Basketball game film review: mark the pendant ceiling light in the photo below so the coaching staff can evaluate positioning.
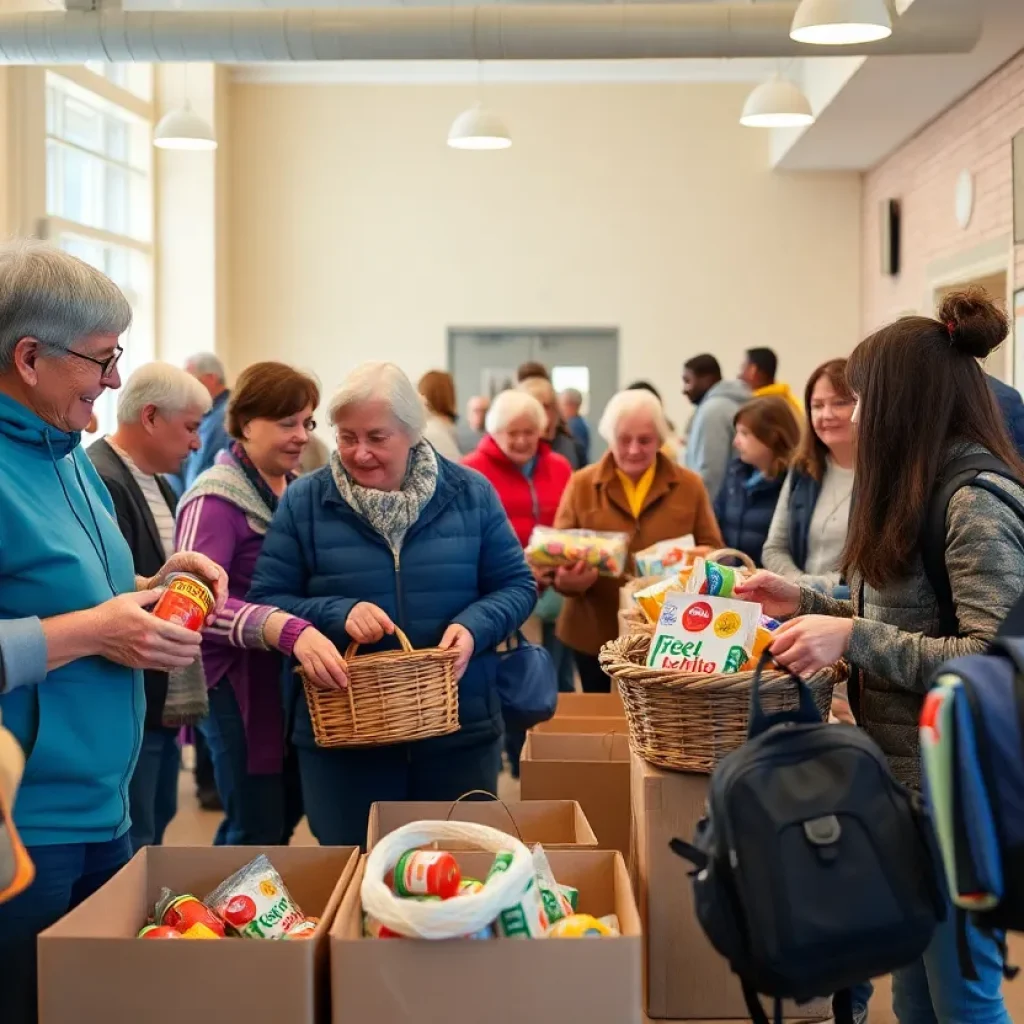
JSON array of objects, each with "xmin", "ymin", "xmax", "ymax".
[
  {"xmin": 447, "ymin": 103, "xmax": 511, "ymax": 151},
  {"xmin": 790, "ymin": 0, "xmax": 893, "ymax": 45},
  {"xmin": 740, "ymin": 75, "xmax": 815, "ymax": 128},
  {"xmin": 154, "ymin": 101, "xmax": 217, "ymax": 150}
]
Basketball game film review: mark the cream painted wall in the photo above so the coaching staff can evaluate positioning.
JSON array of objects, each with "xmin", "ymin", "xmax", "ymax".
[{"xmin": 226, "ymin": 81, "xmax": 863, "ymax": 430}]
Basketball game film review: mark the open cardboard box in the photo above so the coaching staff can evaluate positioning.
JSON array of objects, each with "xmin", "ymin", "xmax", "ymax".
[
  {"xmin": 38, "ymin": 845, "xmax": 358, "ymax": 1024},
  {"xmin": 631, "ymin": 753, "xmax": 830, "ymax": 1021},
  {"xmin": 534, "ymin": 715, "xmax": 629, "ymax": 736},
  {"xmin": 330, "ymin": 849, "xmax": 642, "ymax": 1024},
  {"xmin": 367, "ymin": 799, "xmax": 598, "ymax": 851},
  {"xmin": 520, "ymin": 732, "xmax": 632, "ymax": 857},
  {"xmin": 555, "ymin": 690, "xmax": 624, "ymax": 718}
]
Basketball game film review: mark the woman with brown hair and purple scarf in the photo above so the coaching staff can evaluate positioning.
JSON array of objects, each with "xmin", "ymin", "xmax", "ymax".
[{"xmin": 176, "ymin": 361, "xmax": 348, "ymax": 845}]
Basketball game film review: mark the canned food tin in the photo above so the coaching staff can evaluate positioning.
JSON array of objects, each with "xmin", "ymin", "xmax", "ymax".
[{"xmin": 152, "ymin": 572, "xmax": 214, "ymax": 631}]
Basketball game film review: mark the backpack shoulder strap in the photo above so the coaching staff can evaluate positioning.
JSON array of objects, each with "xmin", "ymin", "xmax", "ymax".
[{"xmin": 922, "ymin": 454, "xmax": 1024, "ymax": 636}]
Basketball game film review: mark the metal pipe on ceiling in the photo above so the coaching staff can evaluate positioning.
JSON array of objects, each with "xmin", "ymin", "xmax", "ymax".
[{"xmin": 0, "ymin": 2, "xmax": 981, "ymax": 63}]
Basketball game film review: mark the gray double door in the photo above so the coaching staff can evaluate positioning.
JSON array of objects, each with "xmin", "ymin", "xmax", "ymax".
[{"xmin": 448, "ymin": 329, "xmax": 619, "ymax": 459}]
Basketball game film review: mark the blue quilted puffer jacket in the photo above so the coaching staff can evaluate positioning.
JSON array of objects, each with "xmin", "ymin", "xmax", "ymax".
[{"xmin": 248, "ymin": 458, "xmax": 537, "ymax": 749}]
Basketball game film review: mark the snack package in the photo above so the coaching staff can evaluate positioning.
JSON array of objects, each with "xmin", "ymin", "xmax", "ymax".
[
  {"xmin": 633, "ymin": 570, "xmax": 694, "ymax": 624},
  {"xmin": 634, "ymin": 535, "xmax": 695, "ymax": 577},
  {"xmin": 487, "ymin": 850, "xmax": 550, "ymax": 939},
  {"xmin": 525, "ymin": 527, "xmax": 628, "ymax": 578},
  {"xmin": 684, "ymin": 556, "xmax": 747, "ymax": 598},
  {"xmin": 531, "ymin": 845, "xmax": 573, "ymax": 926},
  {"xmin": 154, "ymin": 890, "xmax": 225, "ymax": 938},
  {"xmin": 647, "ymin": 592, "xmax": 762, "ymax": 674},
  {"xmin": 558, "ymin": 884, "xmax": 579, "ymax": 913},
  {"xmin": 546, "ymin": 913, "xmax": 617, "ymax": 938},
  {"xmin": 206, "ymin": 854, "xmax": 307, "ymax": 940}
]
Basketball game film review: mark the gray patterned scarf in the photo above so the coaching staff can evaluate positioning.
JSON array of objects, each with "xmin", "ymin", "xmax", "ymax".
[{"xmin": 330, "ymin": 440, "xmax": 439, "ymax": 552}]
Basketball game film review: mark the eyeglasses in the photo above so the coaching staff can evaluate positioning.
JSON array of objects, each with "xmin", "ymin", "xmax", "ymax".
[{"xmin": 63, "ymin": 344, "xmax": 124, "ymax": 379}]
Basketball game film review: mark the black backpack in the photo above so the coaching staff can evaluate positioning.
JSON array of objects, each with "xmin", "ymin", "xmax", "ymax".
[{"xmin": 671, "ymin": 653, "xmax": 946, "ymax": 1024}]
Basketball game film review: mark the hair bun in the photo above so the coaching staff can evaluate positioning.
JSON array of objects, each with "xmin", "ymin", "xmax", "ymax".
[{"xmin": 938, "ymin": 287, "xmax": 1009, "ymax": 359}]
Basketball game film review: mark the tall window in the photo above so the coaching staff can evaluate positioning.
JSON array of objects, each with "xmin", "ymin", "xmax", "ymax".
[{"xmin": 45, "ymin": 64, "xmax": 155, "ymax": 438}]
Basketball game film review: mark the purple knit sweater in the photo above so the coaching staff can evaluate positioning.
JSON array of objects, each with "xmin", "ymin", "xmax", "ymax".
[{"xmin": 176, "ymin": 491, "xmax": 307, "ymax": 774}]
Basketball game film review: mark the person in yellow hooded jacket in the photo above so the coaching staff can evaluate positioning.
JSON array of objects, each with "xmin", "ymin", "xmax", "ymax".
[{"xmin": 740, "ymin": 348, "xmax": 802, "ymax": 418}]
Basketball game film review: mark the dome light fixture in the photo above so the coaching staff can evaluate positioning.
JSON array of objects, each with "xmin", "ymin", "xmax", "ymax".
[
  {"xmin": 447, "ymin": 103, "xmax": 511, "ymax": 151},
  {"xmin": 740, "ymin": 75, "xmax": 815, "ymax": 128},
  {"xmin": 790, "ymin": 0, "xmax": 893, "ymax": 45},
  {"xmin": 153, "ymin": 101, "xmax": 217, "ymax": 151}
]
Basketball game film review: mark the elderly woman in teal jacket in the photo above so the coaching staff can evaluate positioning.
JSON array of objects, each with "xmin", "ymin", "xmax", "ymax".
[
  {"xmin": 249, "ymin": 362, "xmax": 536, "ymax": 848},
  {"xmin": 0, "ymin": 241, "xmax": 227, "ymax": 1024}
]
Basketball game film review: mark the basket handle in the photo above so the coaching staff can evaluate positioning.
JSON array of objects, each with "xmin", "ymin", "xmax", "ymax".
[
  {"xmin": 748, "ymin": 649, "xmax": 822, "ymax": 739},
  {"xmin": 345, "ymin": 626, "xmax": 414, "ymax": 661},
  {"xmin": 445, "ymin": 790, "xmax": 525, "ymax": 843}
]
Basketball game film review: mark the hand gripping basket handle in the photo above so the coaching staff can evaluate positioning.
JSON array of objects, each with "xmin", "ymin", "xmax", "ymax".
[
  {"xmin": 344, "ymin": 626, "xmax": 415, "ymax": 661},
  {"xmin": 748, "ymin": 648, "xmax": 822, "ymax": 739}
]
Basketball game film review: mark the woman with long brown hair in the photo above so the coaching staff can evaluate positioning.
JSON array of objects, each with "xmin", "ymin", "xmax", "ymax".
[
  {"xmin": 417, "ymin": 370, "xmax": 461, "ymax": 462},
  {"xmin": 762, "ymin": 358, "xmax": 856, "ymax": 593},
  {"xmin": 738, "ymin": 289, "xmax": 1022, "ymax": 1024},
  {"xmin": 713, "ymin": 396, "xmax": 801, "ymax": 566}
]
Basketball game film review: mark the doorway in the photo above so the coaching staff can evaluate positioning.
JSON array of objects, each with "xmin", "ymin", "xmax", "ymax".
[{"xmin": 448, "ymin": 329, "xmax": 619, "ymax": 458}]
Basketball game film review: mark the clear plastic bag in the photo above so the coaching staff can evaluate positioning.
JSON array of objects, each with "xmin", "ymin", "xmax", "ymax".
[{"xmin": 525, "ymin": 527, "xmax": 629, "ymax": 578}]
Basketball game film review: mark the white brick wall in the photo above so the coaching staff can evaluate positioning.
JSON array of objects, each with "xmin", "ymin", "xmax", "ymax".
[{"xmin": 863, "ymin": 49, "xmax": 1024, "ymax": 332}]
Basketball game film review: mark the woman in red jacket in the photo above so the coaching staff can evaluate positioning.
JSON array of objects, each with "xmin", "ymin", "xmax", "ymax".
[{"xmin": 464, "ymin": 389, "xmax": 574, "ymax": 774}]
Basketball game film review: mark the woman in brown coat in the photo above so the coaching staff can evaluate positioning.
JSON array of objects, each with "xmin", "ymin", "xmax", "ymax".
[{"xmin": 552, "ymin": 388, "xmax": 723, "ymax": 691}]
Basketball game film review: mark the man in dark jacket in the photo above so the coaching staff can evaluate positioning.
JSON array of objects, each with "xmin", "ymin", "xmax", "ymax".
[
  {"xmin": 987, "ymin": 374, "xmax": 1024, "ymax": 456},
  {"xmin": 88, "ymin": 363, "xmax": 210, "ymax": 850}
]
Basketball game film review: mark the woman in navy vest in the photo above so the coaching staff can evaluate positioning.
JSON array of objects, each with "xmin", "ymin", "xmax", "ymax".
[
  {"xmin": 714, "ymin": 396, "xmax": 801, "ymax": 567},
  {"xmin": 761, "ymin": 359, "xmax": 855, "ymax": 595}
]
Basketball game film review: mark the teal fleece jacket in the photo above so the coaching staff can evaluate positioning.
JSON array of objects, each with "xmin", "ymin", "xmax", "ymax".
[{"xmin": 0, "ymin": 392, "xmax": 142, "ymax": 846}]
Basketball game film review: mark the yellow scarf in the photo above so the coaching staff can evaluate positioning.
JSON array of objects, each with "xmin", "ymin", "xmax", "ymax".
[{"xmin": 617, "ymin": 465, "xmax": 656, "ymax": 519}]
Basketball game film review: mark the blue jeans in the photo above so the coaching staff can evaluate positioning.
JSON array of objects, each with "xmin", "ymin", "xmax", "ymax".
[
  {"xmin": 0, "ymin": 836, "xmax": 132, "ymax": 1024},
  {"xmin": 201, "ymin": 680, "xmax": 302, "ymax": 846},
  {"xmin": 297, "ymin": 736, "xmax": 501, "ymax": 848},
  {"xmin": 542, "ymin": 620, "xmax": 577, "ymax": 693},
  {"xmin": 127, "ymin": 729, "xmax": 180, "ymax": 852},
  {"xmin": 891, "ymin": 907, "xmax": 1011, "ymax": 1023}
]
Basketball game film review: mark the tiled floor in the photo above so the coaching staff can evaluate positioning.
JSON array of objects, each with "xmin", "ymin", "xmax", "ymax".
[{"xmin": 165, "ymin": 766, "xmax": 1022, "ymax": 1024}]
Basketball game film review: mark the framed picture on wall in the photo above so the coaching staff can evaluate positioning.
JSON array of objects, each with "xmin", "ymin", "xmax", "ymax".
[{"xmin": 1014, "ymin": 130, "xmax": 1024, "ymax": 244}]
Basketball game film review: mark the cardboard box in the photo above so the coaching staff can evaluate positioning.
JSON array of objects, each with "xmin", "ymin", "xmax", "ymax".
[
  {"xmin": 331, "ymin": 849, "xmax": 642, "ymax": 1024},
  {"xmin": 39, "ymin": 845, "xmax": 358, "ymax": 1024},
  {"xmin": 555, "ymin": 691, "xmax": 624, "ymax": 718},
  {"xmin": 533, "ymin": 715, "xmax": 629, "ymax": 736},
  {"xmin": 366, "ymin": 799, "xmax": 598, "ymax": 851},
  {"xmin": 520, "ymin": 732, "xmax": 632, "ymax": 857},
  {"xmin": 631, "ymin": 754, "xmax": 828, "ymax": 1020}
]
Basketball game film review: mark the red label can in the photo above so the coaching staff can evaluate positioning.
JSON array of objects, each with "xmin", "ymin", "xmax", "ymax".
[{"xmin": 152, "ymin": 572, "xmax": 214, "ymax": 631}]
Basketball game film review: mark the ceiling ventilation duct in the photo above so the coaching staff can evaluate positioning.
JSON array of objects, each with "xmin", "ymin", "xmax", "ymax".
[{"xmin": 0, "ymin": 4, "xmax": 981, "ymax": 63}]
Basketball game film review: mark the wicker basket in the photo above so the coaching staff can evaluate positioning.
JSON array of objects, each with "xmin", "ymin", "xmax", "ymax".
[
  {"xmin": 301, "ymin": 628, "xmax": 460, "ymax": 748},
  {"xmin": 599, "ymin": 632, "xmax": 843, "ymax": 774}
]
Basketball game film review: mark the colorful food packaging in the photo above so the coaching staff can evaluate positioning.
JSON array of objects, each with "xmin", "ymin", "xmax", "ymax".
[
  {"xmin": 558, "ymin": 884, "xmax": 579, "ymax": 912},
  {"xmin": 206, "ymin": 854, "xmax": 306, "ymax": 940},
  {"xmin": 532, "ymin": 845, "xmax": 574, "ymax": 925},
  {"xmin": 525, "ymin": 527, "xmax": 629, "ymax": 578},
  {"xmin": 683, "ymin": 557, "xmax": 746, "ymax": 598},
  {"xmin": 646, "ymin": 592, "xmax": 762, "ymax": 674},
  {"xmin": 546, "ymin": 913, "xmax": 617, "ymax": 938},
  {"xmin": 487, "ymin": 850, "xmax": 550, "ymax": 939},
  {"xmin": 138, "ymin": 925, "xmax": 182, "ymax": 940},
  {"xmin": 283, "ymin": 917, "xmax": 319, "ymax": 939},
  {"xmin": 633, "ymin": 571, "xmax": 694, "ymax": 624},
  {"xmin": 633, "ymin": 535, "xmax": 695, "ymax": 577},
  {"xmin": 155, "ymin": 890, "xmax": 226, "ymax": 938},
  {"xmin": 390, "ymin": 849, "xmax": 461, "ymax": 899},
  {"xmin": 152, "ymin": 572, "xmax": 214, "ymax": 631},
  {"xmin": 456, "ymin": 877, "xmax": 485, "ymax": 897}
]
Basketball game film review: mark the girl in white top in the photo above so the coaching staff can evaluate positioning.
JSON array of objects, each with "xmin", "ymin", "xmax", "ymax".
[{"xmin": 762, "ymin": 358, "xmax": 856, "ymax": 594}]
